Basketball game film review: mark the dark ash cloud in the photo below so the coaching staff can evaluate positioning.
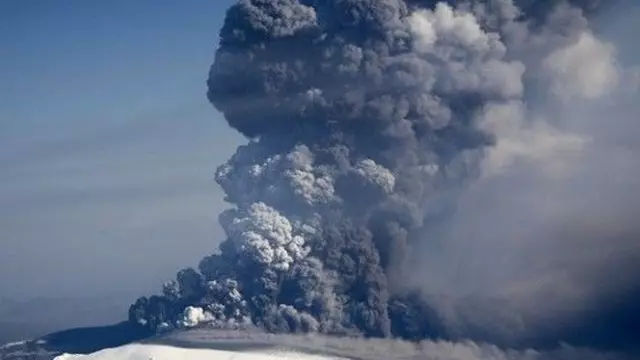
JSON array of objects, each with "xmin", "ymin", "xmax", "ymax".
[{"xmin": 128, "ymin": 0, "xmax": 639, "ymax": 357}]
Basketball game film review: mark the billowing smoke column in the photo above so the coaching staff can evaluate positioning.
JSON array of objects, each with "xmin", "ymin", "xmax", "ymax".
[{"xmin": 129, "ymin": 0, "xmax": 622, "ymax": 345}]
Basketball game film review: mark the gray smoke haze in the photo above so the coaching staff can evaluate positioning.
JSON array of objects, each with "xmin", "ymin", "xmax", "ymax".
[
  {"xmin": 129, "ymin": 0, "xmax": 640, "ymax": 357},
  {"xmin": 404, "ymin": 1, "xmax": 640, "ymax": 349}
]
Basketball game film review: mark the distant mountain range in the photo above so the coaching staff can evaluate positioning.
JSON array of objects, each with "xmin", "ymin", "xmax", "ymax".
[{"xmin": 0, "ymin": 296, "xmax": 130, "ymax": 345}]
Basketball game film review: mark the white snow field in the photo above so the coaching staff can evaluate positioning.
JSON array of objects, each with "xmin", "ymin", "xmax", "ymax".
[{"xmin": 53, "ymin": 343, "xmax": 347, "ymax": 360}]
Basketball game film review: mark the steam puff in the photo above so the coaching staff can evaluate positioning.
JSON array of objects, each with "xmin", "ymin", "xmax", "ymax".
[
  {"xmin": 179, "ymin": 306, "xmax": 214, "ymax": 328},
  {"xmin": 128, "ymin": 0, "xmax": 637, "ymax": 355}
]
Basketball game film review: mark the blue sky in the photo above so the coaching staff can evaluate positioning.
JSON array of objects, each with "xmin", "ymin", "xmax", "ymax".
[{"xmin": 0, "ymin": 1, "xmax": 243, "ymax": 300}]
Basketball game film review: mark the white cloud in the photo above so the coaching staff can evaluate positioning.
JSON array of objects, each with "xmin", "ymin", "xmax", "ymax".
[
  {"xmin": 478, "ymin": 102, "xmax": 589, "ymax": 178},
  {"xmin": 543, "ymin": 31, "xmax": 619, "ymax": 100}
]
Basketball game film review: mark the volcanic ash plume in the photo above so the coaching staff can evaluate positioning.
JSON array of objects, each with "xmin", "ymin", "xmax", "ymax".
[{"xmin": 128, "ymin": 0, "xmax": 635, "ymax": 349}]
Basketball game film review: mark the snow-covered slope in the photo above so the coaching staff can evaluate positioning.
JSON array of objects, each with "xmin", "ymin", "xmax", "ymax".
[{"xmin": 53, "ymin": 343, "xmax": 346, "ymax": 360}]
